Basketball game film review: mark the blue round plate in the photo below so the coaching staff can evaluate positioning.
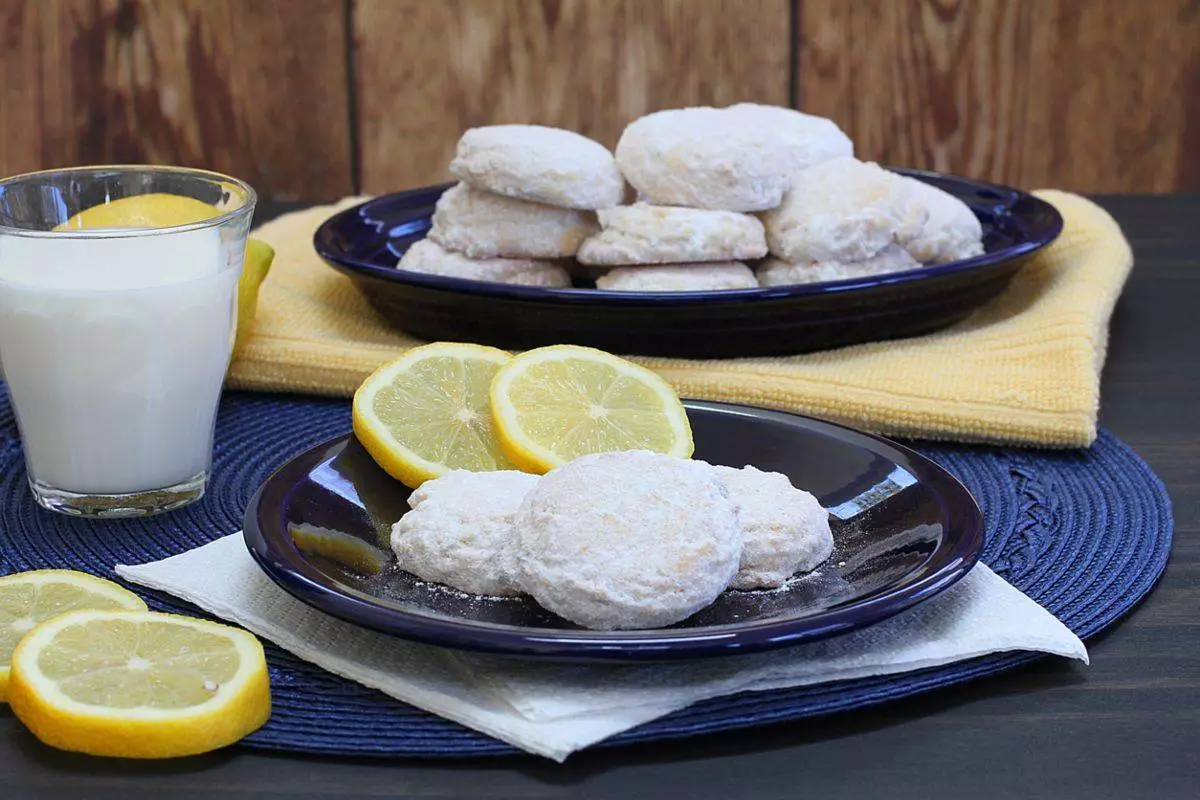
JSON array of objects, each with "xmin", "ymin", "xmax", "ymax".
[
  {"xmin": 243, "ymin": 401, "xmax": 984, "ymax": 662},
  {"xmin": 312, "ymin": 169, "xmax": 1062, "ymax": 358}
]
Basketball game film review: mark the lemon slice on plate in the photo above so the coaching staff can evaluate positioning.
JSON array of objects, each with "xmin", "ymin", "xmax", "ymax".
[
  {"xmin": 490, "ymin": 344, "xmax": 694, "ymax": 473},
  {"xmin": 53, "ymin": 193, "xmax": 221, "ymax": 231},
  {"xmin": 0, "ymin": 570, "xmax": 147, "ymax": 702},
  {"xmin": 7, "ymin": 610, "xmax": 271, "ymax": 758},
  {"xmin": 288, "ymin": 522, "xmax": 389, "ymax": 575},
  {"xmin": 353, "ymin": 342, "xmax": 516, "ymax": 488}
]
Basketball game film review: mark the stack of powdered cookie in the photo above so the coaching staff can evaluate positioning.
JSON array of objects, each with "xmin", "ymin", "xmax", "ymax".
[
  {"xmin": 398, "ymin": 125, "xmax": 623, "ymax": 287},
  {"xmin": 398, "ymin": 104, "xmax": 984, "ymax": 292}
]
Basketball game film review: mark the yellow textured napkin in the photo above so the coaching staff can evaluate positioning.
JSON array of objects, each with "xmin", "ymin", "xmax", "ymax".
[{"xmin": 228, "ymin": 191, "xmax": 1132, "ymax": 448}]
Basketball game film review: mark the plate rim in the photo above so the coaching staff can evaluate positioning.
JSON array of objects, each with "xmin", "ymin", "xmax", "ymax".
[
  {"xmin": 311, "ymin": 168, "xmax": 1064, "ymax": 305},
  {"xmin": 243, "ymin": 401, "xmax": 986, "ymax": 661}
]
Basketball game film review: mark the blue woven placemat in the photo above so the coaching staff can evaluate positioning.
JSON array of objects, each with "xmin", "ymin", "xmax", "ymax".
[{"xmin": 0, "ymin": 390, "xmax": 1173, "ymax": 757}]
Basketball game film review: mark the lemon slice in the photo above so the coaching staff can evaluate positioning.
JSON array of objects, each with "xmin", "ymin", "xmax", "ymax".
[
  {"xmin": 289, "ymin": 523, "xmax": 389, "ymax": 575},
  {"xmin": 7, "ymin": 610, "xmax": 270, "ymax": 758},
  {"xmin": 353, "ymin": 342, "xmax": 516, "ymax": 488},
  {"xmin": 0, "ymin": 570, "xmax": 147, "ymax": 702},
  {"xmin": 490, "ymin": 344, "xmax": 694, "ymax": 473},
  {"xmin": 53, "ymin": 193, "xmax": 221, "ymax": 231},
  {"xmin": 235, "ymin": 238, "xmax": 275, "ymax": 354}
]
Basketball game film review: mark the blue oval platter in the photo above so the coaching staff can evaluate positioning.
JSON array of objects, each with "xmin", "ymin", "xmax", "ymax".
[
  {"xmin": 244, "ymin": 401, "xmax": 985, "ymax": 663},
  {"xmin": 313, "ymin": 169, "xmax": 1062, "ymax": 358}
]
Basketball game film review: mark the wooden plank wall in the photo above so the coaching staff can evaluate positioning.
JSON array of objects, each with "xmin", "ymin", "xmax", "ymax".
[
  {"xmin": 0, "ymin": 0, "xmax": 353, "ymax": 199},
  {"xmin": 2, "ymin": 0, "xmax": 1197, "ymax": 201}
]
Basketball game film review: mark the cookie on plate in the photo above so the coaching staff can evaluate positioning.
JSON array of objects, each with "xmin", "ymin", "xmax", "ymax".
[
  {"xmin": 429, "ymin": 183, "xmax": 599, "ymax": 259},
  {"xmin": 449, "ymin": 124, "xmax": 624, "ymax": 210},
  {"xmin": 397, "ymin": 239, "xmax": 572, "ymax": 287},
  {"xmin": 615, "ymin": 107, "xmax": 791, "ymax": 212},
  {"xmin": 516, "ymin": 451, "xmax": 742, "ymax": 630},
  {"xmin": 726, "ymin": 103, "xmax": 854, "ymax": 183},
  {"xmin": 760, "ymin": 157, "xmax": 928, "ymax": 263},
  {"xmin": 596, "ymin": 262, "xmax": 758, "ymax": 292},
  {"xmin": 392, "ymin": 470, "xmax": 540, "ymax": 597},
  {"xmin": 712, "ymin": 464, "xmax": 834, "ymax": 590},
  {"xmin": 755, "ymin": 244, "xmax": 920, "ymax": 286},
  {"xmin": 898, "ymin": 177, "xmax": 985, "ymax": 264},
  {"xmin": 576, "ymin": 203, "xmax": 768, "ymax": 265}
]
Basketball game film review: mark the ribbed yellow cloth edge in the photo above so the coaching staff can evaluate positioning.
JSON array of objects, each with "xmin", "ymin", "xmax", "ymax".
[{"xmin": 228, "ymin": 190, "xmax": 1132, "ymax": 448}]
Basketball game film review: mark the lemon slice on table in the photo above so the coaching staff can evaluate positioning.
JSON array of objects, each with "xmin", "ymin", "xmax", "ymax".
[
  {"xmin": 490, "ymin": 344, "xmax": 694, "ymax": 473},
  {"xmin": 353, "ymin": 342, "xmax": 516, "ymax": 488},
  {"xmin": 7, "ymin": 610, "xmax": 270, "ymax": 758},
  {"xmin": 0, "ymin": 570, "xmax": 147, "ymax": 702},
  {"xmin": 53, "ymin": 193, "xmax": 221, "ymax": 230}
]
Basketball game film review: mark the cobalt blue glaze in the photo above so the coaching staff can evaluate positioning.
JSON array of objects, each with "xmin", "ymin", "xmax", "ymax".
[
  {"xmin": 243, "ymin": 401, "xmax": 985, "ymax": 662},
  {"xmin": 312, "ymin": 169, "xmax": 1063, "ymax": 358}
]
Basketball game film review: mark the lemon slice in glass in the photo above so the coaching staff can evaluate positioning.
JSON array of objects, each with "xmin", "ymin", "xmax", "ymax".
[
  {"xmin": 0, "ymin": 570, "xmax": 147, "ymax": 702},
  {"xmin": 490, "ymin": 344, "xmax": 694, "ymax": 473},
  {"xmin": 352, "ymin": 342, "xmax": 516, "ymax": 488},
  {"xmin": 49, "ymin": 193, "xmax": 273, "ymax": 356},
  {"xmin": 7, "ymin": 610, "xmax": 271, "ymax": 758},
  {"xmin": 53, "ymin": 193, "xmax": 221, "ymax": 230}
]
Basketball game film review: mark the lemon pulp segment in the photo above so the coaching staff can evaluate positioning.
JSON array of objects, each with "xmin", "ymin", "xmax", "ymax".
[{"xmin": 37, "ymin": 617, "xmax": 241, "ymax": 709}]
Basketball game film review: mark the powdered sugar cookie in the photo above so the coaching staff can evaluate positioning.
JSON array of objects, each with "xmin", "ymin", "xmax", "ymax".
[
  {"xmin": 712, "ymin": 464, "xmax": 833, "ymax": 589},
  {"xmin": 899, "ymin": 177, "xmax": 985, "ymax": 264},
  {"xmin": 393, "ymin": 470, "xmax": 540, "ymax": 596},
  {"xmin": 596, "ymin": 262, "xmax": 757, "ymax": 292},
  {"xmin": 397, "ymin": 239, "xmax": 571, "ymax": 287},
  {"xmin": 516, "ymin": 451, "xmax": 742, "ymax": 630},
  {"xmin": 576, "ymin": 203, "xmax": 767, "ymax": 265},
  {"xmin": 428, "ymin": 183, "xmax": 599, "ymax": 259},
  {"xmin": 727, "ymin": 103, "xmax": 854, "ymax": 182},
  {"xmin": 449, "ymin": 125, "xmax": 624, "ymax": 210},
  {"xmin": 761, "ymin": 157, "xmax": 928, "ymax": 263},
  {"xmin": 755, "ymin": 244, "xmax": 920, "ymax": 286},
  {"xmin": 615, "ymin": 107, "xmax": 791, "ymax": 212}
]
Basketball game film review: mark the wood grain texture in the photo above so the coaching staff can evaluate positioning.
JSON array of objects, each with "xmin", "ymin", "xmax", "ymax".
[
  {"xmin": 3, "ymin": 1, "xmax": 1197, "ymax": 199},
  {"xmin": 798, "ymin": 0, "xmax": 1200, "ymax": 193},
  {"xmin": 353, "ymin": 0, "xmax": 791, "ymax": 193},
  {"xmin": 0, "ymin": 0, "xmax": 352, "ymax": 200}
]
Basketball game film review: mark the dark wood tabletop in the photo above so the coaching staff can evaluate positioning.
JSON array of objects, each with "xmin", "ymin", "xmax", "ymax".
[{"xmin": 2, "ymin": 196, "xmax": 1196, "ymax": 800}]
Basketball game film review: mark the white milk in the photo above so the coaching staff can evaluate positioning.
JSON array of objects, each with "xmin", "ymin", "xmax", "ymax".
[{"xmin": 0, "ymin": 229, "xmax": 239, "ymax": 494}]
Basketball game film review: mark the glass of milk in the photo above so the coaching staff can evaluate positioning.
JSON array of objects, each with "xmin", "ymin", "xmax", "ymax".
[{"xmin": 0, "ymin": 166, "xmax": 256, "ymax": 517}]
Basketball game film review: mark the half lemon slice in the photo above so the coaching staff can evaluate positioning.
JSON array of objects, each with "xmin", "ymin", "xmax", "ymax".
[
  {"xmin": 53, "ymin": 193, "xmax": 220, "ymax": 230},
  {"xmin": 353, "ymin": 342, "xmax": 516, "ymax": 488},
  {"xmin": 490, "ymin": 344, "xmax": 694, "ymax": 473},
  {"xmin": 7, "ymin": 610, "xmax": 270, "ymax": 758},
  {"xmin": 0, "ymin": 570, "xmax": 147, "ymax": 702}
]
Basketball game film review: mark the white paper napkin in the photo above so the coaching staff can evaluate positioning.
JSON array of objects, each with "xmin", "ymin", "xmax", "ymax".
[{"xmin": 116, "ymin": 534, "xmax": 1087, "ymax": 762}]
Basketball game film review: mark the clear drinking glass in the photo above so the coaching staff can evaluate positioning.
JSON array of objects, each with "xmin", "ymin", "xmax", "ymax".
[{"xmin": 0, "ymin": 166, "xmax": 256, "ymax": 517}]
